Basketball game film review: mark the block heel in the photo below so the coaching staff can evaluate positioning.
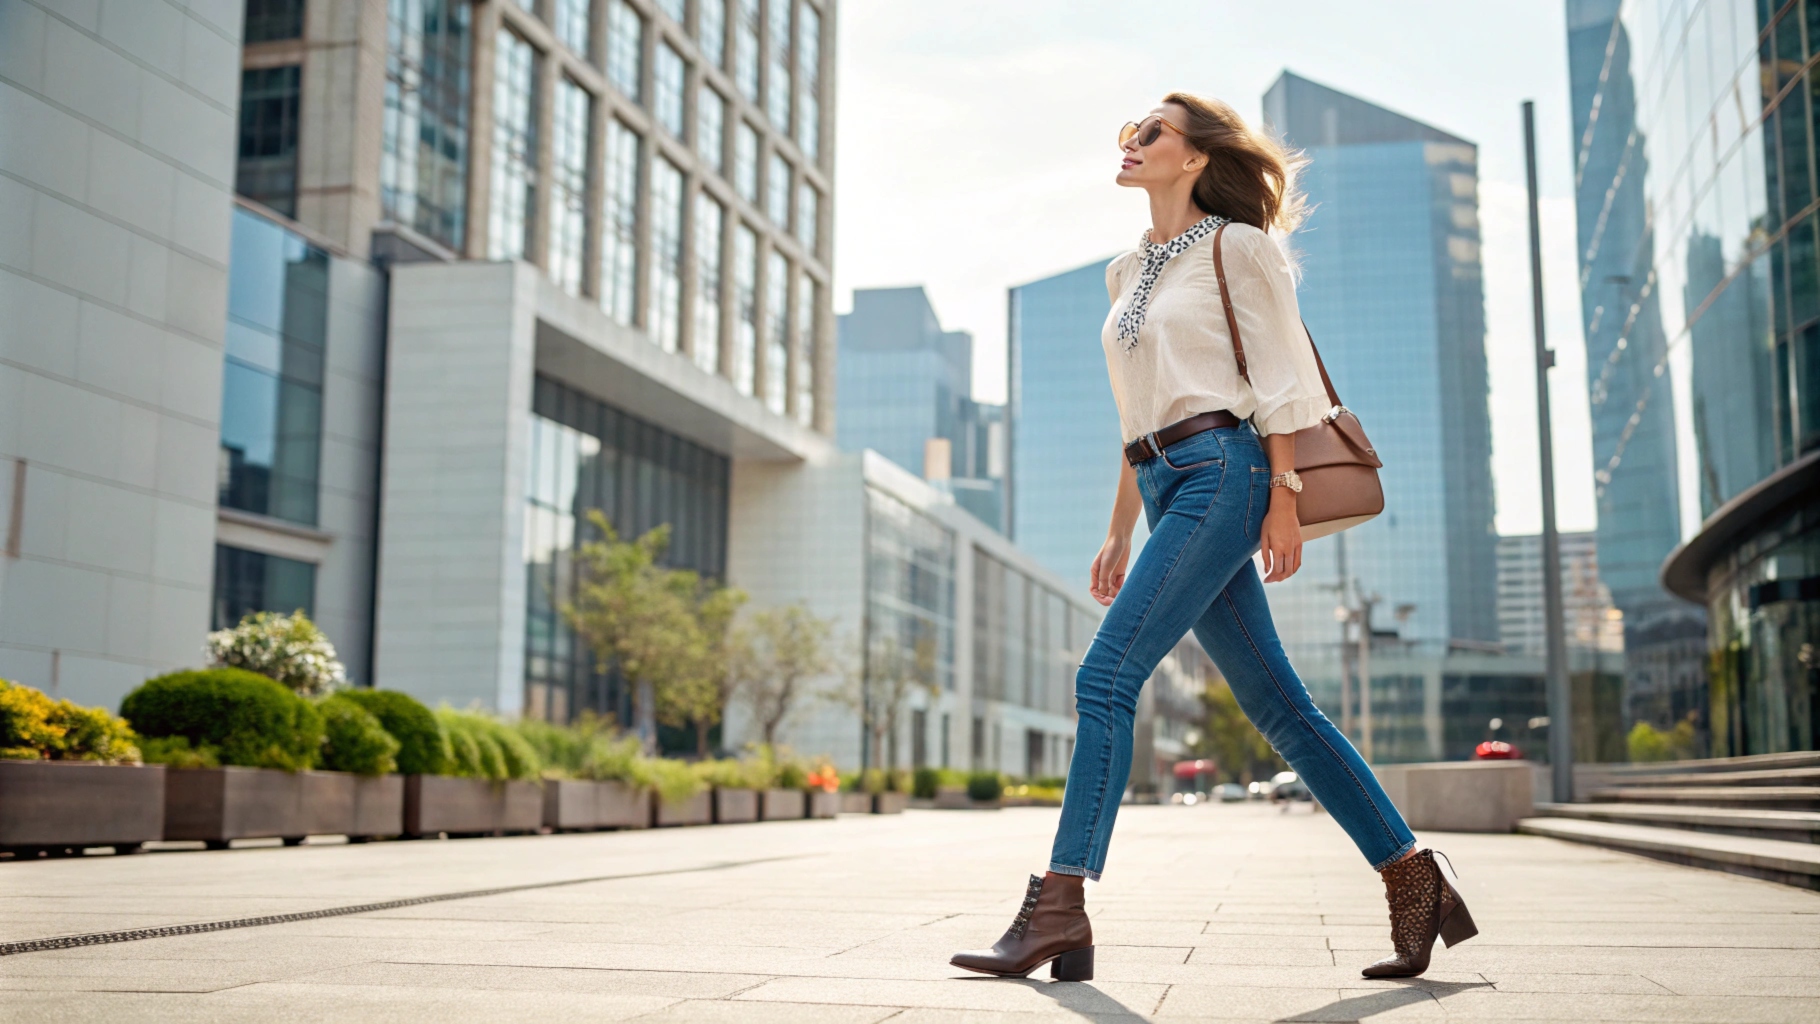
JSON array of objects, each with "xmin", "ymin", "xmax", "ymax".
[
  {"xmin": 1050, "ymin": 945, "xmax": 1094, "ymax": 981},
  {"xmin": 1439, "ymin": 899, "xmax": 1478, "ymax": 947}
]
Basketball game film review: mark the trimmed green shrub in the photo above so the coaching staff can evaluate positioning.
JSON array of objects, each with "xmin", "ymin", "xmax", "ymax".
[
  {"xmin": 436, "ymin": 709, "xmax": 542, "ymax": 781},
  {"xmin": 138, "ymin": 735, "xmax": 219, "ymax": 769},
  {"xmin": 317, "ymin": 695, "xmax": 399, "ymax": 775},
  {"xmin": 966, "ymin": 771, "xmax": 1003, "ymax": 802},
  {"xmin": 121, "ymin": 669, "xmax": 322, "ymax": 771},
  {"xmin": 912, "ymin": 767, "xmax": 940, "ymax": 799},
  {"xmin": 0, "ymin": 679, "xmax": 140, "ymax": 763},
  {"xmin": 336, "ymin": 690, "xmax": 450, "ymax": 775}
]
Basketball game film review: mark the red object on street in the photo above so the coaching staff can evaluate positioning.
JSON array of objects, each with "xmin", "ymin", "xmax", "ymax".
[
  {"xmin": 1474, "ymin": 740, "xmax": 1521, "ymax": 760},
  {"xmin": 1173, "ymin": 759, "xmax": 1217, "ymax": 779}
]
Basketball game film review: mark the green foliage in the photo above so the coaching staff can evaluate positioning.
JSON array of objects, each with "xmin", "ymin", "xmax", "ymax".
[
  {"xmin": 316, "ymin": 695, "xmax": 399, "ymax": 775},
  {"xmin": 912, "ymin": 767, "xmax": 940, "ymax": 799},
  {"xmin": 514, "ymin": 712, "xmax": 616, "ymax": 778},
  {"xmin": 728, "ymin": 603, "xmax": 841, "ymax": 747},
  {"xmin": 0, "ymin": 679, "xmax": 141, "ymax": 763},
  {"xmin": 966, "ymin": 771, "xmax": 1004, "ymax": 802},
  {"xmin": 205, "ymin": 610, "xmax": 346, "ymax": 696},
  {"xmin": 121, "ymin": 668, "xmax": 322, "ymax": 771},
  {"xmin": 336, "ymin": 690, "xmax": 450, "ymax": 776},
  {"xmin": 436, "ymin": 709, "xmax": 541, "ymax": 781},
  {"xmin": 743, "ymin": 744, "xmax": 812, "ymax": 789},
  {"xmin": 639, "ymin": 756, "xmax": 706, "ymax": 806},
  {"xmin": 1196, "ymin": 681, "xmax": 1284, "ymax": 784},
  {"xmin": 693, "ymin": 757, "xmax": 763, "ymax": 789},
  {"xmin": 138, "ymin": 735, "xmax": 220, "ymax": 769},
  {"xmin": 1627, "ymin": 716, "xmax": 1700, "ymax": 763},
  {"xmin": 564, "ymin": 512, "xmax": 748, "ymax": 756}
]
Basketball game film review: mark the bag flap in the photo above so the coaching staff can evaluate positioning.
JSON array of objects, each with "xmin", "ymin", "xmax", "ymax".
[{"xmin": 1295, "ymin": 410, "xmax": 1384, "ymax": 470}]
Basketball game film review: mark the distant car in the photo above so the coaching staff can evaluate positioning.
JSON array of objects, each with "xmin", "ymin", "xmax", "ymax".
[
  {"xmin": 1247, "ymin": 779, "xmax": 1274, "ymax": 801},
  {"xmin": 1269, "ymin": 771, "xmax": 1311, "ymax": 802},
  {"xmin": 1474, "ymin": 740, "xmax": 1522, "ymax": 760},
  {"xmin": 1214, "ymin": 783, "xmax": 1247, "ymax": 803}
]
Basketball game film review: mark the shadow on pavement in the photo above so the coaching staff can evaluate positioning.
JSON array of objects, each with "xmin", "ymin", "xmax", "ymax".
[
  {"xmin": 952, "ymin": 974, "xmax": 1155, "ymax": 1020},
  {"xmin": 1277, "ymin": 979, "xmax": 1492, "ymax": 1022}
]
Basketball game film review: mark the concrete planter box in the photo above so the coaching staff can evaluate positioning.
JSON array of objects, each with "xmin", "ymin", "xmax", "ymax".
[
  {"xmin": 1375, "ymin": 760, "xmax": 1535, "ymax": 833},
  {"xmin": 713, "ymin": 787, "xmax": 758, "ymax": 823},
  {"xmin": 542, "ymin": 779, "xmax": 650, "ymax": 831},
  {"xmin": 0, "ymin": 760, "xmax": 164, "ymax": 852},
  {"xmin": 404, "ymin": 776, "xmax": 542, "ymax": 836},
  {"xmin": 165, "ymin": 767, "xmax": 405, "ymax": 846},
  {"xmin": 873, "ymin": 792, "xmax": 909, "ymax": 814},
  {"xmin": 654, "ymin": 791, "xmax": 711, "ymax": 826},
  {"xmin": 760, "ymin": 788, "xmax": 805, "ymax": 820},
  {"xmin": 807, "ymin": 791, "xmax": 840, "ymax": 818},
  {"xmin": 838, "ymin": 792, "xmax": 873, "ymax": 814}
]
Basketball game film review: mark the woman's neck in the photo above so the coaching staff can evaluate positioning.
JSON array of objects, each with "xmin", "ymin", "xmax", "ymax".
[{"xmin": 1145, "ymin": 187, "xmax": 1205, "ymax": 245}]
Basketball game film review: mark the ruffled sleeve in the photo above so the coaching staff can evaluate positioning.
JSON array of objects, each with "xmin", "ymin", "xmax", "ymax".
[{"xmin": 1224, "ymin": 226, "xmax": 1332, "ymax": 436}]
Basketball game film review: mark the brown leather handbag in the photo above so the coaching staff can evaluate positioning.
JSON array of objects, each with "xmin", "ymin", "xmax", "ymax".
[{"xmin": 1212, "ymin": 223, "xmax": 1384, "ymax": 540}]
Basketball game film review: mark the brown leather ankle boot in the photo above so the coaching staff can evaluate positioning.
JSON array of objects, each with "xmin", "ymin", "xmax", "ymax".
[
  {"xmin": 950, "ymin": 872, "xmax": 1094, "ymax": 980},
  {"xmin": 1361, "ymin": 848, "xmax": 1478, "ymax": 978}
]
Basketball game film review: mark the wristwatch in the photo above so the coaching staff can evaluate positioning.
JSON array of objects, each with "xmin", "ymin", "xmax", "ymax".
[{"xmin": 1270, "ymin": 470, "xmax": 1303, "ymax": 493}]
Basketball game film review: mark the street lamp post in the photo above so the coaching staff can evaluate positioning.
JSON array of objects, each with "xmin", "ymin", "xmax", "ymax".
[{"xmin": 1523, "ymin": 100, "xmax": 1575, "ymax": 803}]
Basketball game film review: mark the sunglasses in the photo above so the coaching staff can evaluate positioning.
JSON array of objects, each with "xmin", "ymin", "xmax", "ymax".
[{"xmin": 1119, "ymin": 115, "xmax": 1188, "ymax": 148}]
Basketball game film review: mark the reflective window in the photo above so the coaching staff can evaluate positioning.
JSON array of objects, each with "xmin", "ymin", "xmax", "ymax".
[
  {"xmin": 382, "ymin": 0, "xmax": 470, "ymax": 251},
  {"xmin": 245, "ymin": 0, "xmax": 305, "ymax": 44},
  {"xmin": 654, "ymin": 41, "xmax": 686, "ymax": 138},
  {"xmin": 552, "ymin": 0, "xmax": 590, "ymax": 57},
  {"xmin": 970, "ymin": 547, "xmax": 1069, "ymax": 707},
  {"xmin": 607, "ymin": 0, "xmax": 642, "ymax": 103},
  {"xmin": 765, "ymin": 0, "xmax": 790, "ymax": 133},
  {"xmin": 650, "ymin": 158, "xmax": 686, "ymax": 352},
  {"xmin": 693, "ymin": 192, "xmax": 725, "ymax": 374},
  {"xmin": 733, "ymin": 0, "xmax": 758, "ymax": 100},
  {"xmin": 795, "ymin": 179, "xmax": 817, "ymax": 254},
  {"xmin": 221, "ymin": 207, "xmax": 327, "ymax": 526},
  {"xmin": 523, "ymin": 376, "xmax": 731, "ymax": 723},
  {"xmin": 487, "ymin": 30, "xmax": 538, "ymax": 262},
  {"xmin": 697, "ymin": 0, "xmax": 725, "ymax": 69},
  {"xmin": 733, "ymin": 120, "xmax": 758, "ymax": 201},
  {"xmin": 549, "ymin": 77, "xmax": 591, "ymax": 296},
  {"xmin": 867, "ymin": 488, "xmax": 956, "ymax": 695},
  {"xmin": 794, "ymin": 271, "xmax": 816, "ymax": 425},
  {"xmin": 795, "ymin": 1, "xmax": 819, "ymax": 159},
  {"xmin": 213, "ymin": 545, "xmax": 316, "ymax": 630},
  {"xmin": 696, "ymin": 86, "xmax": 725, "ymax": 174},
  {"xmin": 655, "ymin": 0, "xmax": 684, "ymax": 23},
  {"xmin": 732, "ymin": 222, "xmax": 758, "ymax": 395},
  {"xmin": 764, "ymin": 250, "xmax": 789, "ymax": 414},
  {"xmin": 599, "ymin": 119, "xmax": 641, "ymax": 325},
  {"xmin": 766, "ymin": 151, "xmax": 790, "ymax": 229},
  {"xmin": 236, "ymin": 65, "xmax": 301, "ymax": 217}
]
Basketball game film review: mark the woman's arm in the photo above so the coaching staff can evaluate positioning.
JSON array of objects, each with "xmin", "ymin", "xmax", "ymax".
[
  {"xmin": 1089, "ymin": 455, "xmax": 1144, "ymax": 606},
  {"xmin": 1260, "ymin": 432, "xmax": 1302, "ymax": 582}
]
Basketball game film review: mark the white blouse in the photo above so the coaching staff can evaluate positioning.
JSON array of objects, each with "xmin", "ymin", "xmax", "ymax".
[{"xmin": 1100, "ymin": 221, "xmax": 1332, "ymax": 444}]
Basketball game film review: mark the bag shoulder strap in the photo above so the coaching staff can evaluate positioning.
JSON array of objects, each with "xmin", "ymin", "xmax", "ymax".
[{"xmin": 1211, "ymin": 223, "xmax": 1343, "ymax": 408}]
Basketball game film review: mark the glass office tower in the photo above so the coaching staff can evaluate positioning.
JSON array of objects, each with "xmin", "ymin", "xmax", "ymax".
[
  {"xmin": 1258, "ymin": 72, "xmax": 1498, "ymax": 657},
  {"xmin": 1570, "ymin": 0, "xmax": 1820, "ymax": 756}
]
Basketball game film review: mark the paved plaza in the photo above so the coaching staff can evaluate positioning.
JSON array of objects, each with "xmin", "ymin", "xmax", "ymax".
[{"xmin": 2, "ymin": 803, "xmax": 1818, "ymax": 1022}]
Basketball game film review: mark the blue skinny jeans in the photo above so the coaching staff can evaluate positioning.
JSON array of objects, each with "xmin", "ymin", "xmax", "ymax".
[{"xmin": 1050, "ymin": 424, "xmax": 1416, "ymax": 880}]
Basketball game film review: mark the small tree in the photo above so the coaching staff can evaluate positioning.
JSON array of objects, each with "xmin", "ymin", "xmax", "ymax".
[
  {"xmin": 1195, "ymin": 680, "xmax": 1282, "ymax": 785},
  {"xmin": 205, "ymin": 610, "xmax": 346, "ymax": 696},
  {"xmin": 565, "ymin": 511, "xmax": 745, "ymax": 754},
  {"xmin": 729, "ymin": 603, "xmax": 839, "ymax": 748},
  {"xmin": 837, "ymin": 631, "xmax": 939, "ymax": 771}
]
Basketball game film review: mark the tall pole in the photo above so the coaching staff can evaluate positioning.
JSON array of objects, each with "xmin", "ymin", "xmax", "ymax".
[
  {"xmin": 1357, "ymin": 589, "xmax": 1375, "ymax": 764},
  {"xmin": 1337, "ymin": 532, "xmax": 1353, "ymax": 739},
  {"xmin": 1524, "ymin": 100, "xmax": 1575, "ymax": 803}
]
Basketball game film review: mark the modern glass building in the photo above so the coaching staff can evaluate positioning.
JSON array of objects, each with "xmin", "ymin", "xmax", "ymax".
[
  {"xmin": 1256, "ymin": 72, "xmax": 1498, "ymax": 661},
  {"xmin": 836, "ymin": 287, "xmax": 1007, "ymax": 533},
  {"xmin": 1007, "ymin": 257, "xmax": 1150, "ymax": 593},
  {"xmin": 1566, "ymin": 0, "xmax": 1820, "ymax": 756}
]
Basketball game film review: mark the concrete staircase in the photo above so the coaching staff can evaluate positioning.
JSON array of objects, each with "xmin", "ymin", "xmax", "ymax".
[{"xmin": 1518, "ymin": 751, "xmax": 1820, "ymax": 890}]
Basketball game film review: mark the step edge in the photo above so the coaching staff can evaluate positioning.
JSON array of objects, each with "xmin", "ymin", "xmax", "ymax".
[{"xmin": 1516, "ymin": 818, "xmax": 1820, "ymax": 875}]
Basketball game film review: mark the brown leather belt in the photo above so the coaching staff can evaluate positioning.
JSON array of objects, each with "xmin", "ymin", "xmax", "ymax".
[{"xmin": 1123, "ymin": 410, "xmax": 1242, "ymax": 466}]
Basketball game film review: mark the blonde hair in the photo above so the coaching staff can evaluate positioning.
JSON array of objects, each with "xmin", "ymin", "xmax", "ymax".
[{"xmin": 1162, "ymin": 91, "xmax": 1309, "ymax": 235}]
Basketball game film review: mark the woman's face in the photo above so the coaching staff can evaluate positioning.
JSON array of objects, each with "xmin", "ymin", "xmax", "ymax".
[{"xmin": 1116, "ymin": 103, "xmax": 1203, "ymax": 189}]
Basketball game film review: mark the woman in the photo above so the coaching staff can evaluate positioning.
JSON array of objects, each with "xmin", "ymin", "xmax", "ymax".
[{"xmin": 949, "ymin": 93, "xmax": 1477, "ymax": 983}]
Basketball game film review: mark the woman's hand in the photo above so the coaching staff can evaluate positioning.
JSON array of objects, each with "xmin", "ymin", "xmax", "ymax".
[
  {"xmin": 1260, "ymin": 493, "xmax": 1302, "ymax": 582},
  {"xmin": 1089, "ymin": 532, "xmax": 1132, "ymax": 606}
]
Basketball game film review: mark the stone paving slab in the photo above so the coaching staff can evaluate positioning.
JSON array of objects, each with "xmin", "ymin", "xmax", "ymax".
[{"xmin": 2, "ymin": 803, "xmax": 1818, "ymax": 1021}]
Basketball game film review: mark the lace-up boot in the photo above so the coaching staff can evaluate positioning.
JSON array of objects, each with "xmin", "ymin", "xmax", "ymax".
[
  {"xmin": 950, "ymin": 872, "xmax": 1094, "ymax": 980},
  {"xmin": 1361, "ymin": 849, "xmax": 1478, "ymax": 978}
]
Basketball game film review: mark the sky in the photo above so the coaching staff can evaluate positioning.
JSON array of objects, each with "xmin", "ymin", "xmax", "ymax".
[{"xmin": 830, "ymin": 0, "xmax": 1598, "ymax": 537}]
